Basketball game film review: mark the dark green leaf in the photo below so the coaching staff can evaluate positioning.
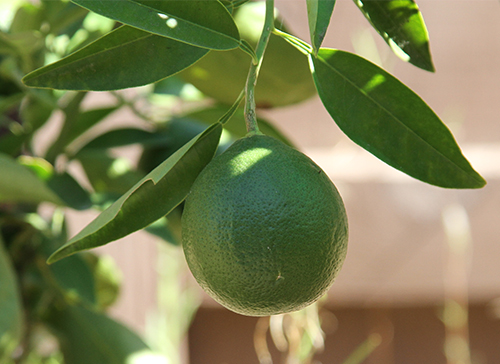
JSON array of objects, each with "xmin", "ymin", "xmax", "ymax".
[
  {"xmin": 71, "ymin": 0, "xmax": 240, "ymax": 50},
  {"xmin": 0, "ymin": 153, "xmax": 63, "ymax": 205},
  {"xmin": 48, "ymin": 123, "xmax": 222, "ymax": 263},
  {"xmin": 0, "ymin": 237, "xmax": 23, "ymax": 362},
  {"xmin": 354, "ymin": 0, "xmax": 434, "ymax": 72},
  {"xmin": 47, "ymin": 172, "xmax": 92, "ymax": 210},
  {"xmin": 22, "ymin": 25, "xmax": 209, "ymax": 91},
  {"xmin": 47, "ymin": 303, "xmax": 165, "ymax": 364},
  {"xmin": 306, "ymin": 0, "xmax": 336, "ymax": 54},
  {"xmin": 311, "ymin": 49, "xmax": 485, "ymax": 189}
]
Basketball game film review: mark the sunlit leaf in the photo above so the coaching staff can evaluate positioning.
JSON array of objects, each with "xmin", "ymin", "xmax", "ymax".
[
  {"xmin": 48, "ymin": 123, "xmax": 222, "ymax": 263},
  {"xmin": 311, "ymin": 49, "xmax": 485, "ymax": 189},
  {"xmin": 306, "ymin": 0, "xmax": 336, "ymax": 54},
  {"xmin": 71, "ymin": 0, "xmax": 240, "ymax": 50},
  {"xmin": 0, "ymin": 238, "xmax": 23, "ymax": 362},
  {"xmin": 22, "ymin": 25, "xmax": 209, "ymax": 91},
  {"xmin": 354, "ymin": 0, "xmax": 434, "ymax": 72}
]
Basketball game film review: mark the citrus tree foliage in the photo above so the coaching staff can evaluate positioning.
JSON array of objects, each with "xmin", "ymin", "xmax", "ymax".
[{"xmin": 0, "ymin": 0, "xmax": 486, "ymax": 362}]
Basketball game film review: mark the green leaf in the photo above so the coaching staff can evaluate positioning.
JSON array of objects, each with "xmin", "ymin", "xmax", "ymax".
[
  {"xmin": 75, "ymin": 128, "xmax": 166, "ymax": 153},
  {"xmin": 310, "ymin": 49, "xmax": 485, "ymax": 189},
  {"xmin": 0, "ymin": 237, "xmax": 23, "ymax": 362},
  {"xmin": 71, "ymin": 0, "xmax": 240, "ymax": 50},
  {"xmin": 0, "ymin": 153, "xmax": 64, "ymax": 205},
  {"xmin": 49, "ymin": 254, "xmax": 96, "ymax": 305},
  {"xmin": 66, "ymin": 106, "xmax": 118, "ymax": 147},
  {"xmin": 306, "ymin": 0, "xmax": 336, "ymax": 54},
  {"xmin": 77, "ymin": 150, "xmax": 144, "ymax": 197},
  {"xmin": 22, "ymin": 25, "xmax": 209, "ymax": 91},
  {"xmin": 47, "ymin": 303, "xmax": 165, "ymax": 364},
  {"xmin": 47, "ymin": 172, "xmax": 93, "ymax": 210},
  {"xmin": 354, "ymin": 0, "xmax": 434, "ymax": 72},
  {"xmin": 48, "ymin": 122, "xmax": 223, "ymax": 263}
]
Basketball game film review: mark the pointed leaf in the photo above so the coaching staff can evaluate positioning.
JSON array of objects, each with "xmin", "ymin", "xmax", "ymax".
[
  {"xmin": 48, "ymin": 123, "xmax": 223, "ymax": 263},
  {"xmin": 22, "ymin": 25, "xmax": 209, "ymax": 91},
  {"xmin": 310, "ymin": 49, "xmax": 485, "ymax": 189},
  {"xmin": 306, "ymin": 0, "xmax": 336, "ymax": 54},
  {"xmin": 0, "ymin": 238, "xmax": 23, "ymax": 362},
  {"xmin": 0, "ymin": 153, "xmax": 63, "ymax": 205},
  {"xmin": 354, "ymin": 0, "xmax": 434, "ymax": 72},
  {"xmin": 47, "ymin": 303, "xmax": 165, "ymax": 364},
  {"xmin": 71, "ymin": 0, "xmax": 240, "ymax": 50}
]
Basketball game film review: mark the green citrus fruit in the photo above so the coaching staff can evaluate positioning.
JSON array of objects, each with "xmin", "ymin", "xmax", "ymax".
[
  {"xmin": 178, "ymin": 2, "xmax": 317, "ymax": 108},
  {"xmin": 181, "ymin": 134, "xmax": 348, "ymax": 316}
]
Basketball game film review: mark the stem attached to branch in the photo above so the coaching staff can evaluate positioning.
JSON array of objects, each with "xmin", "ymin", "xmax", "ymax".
[{"xmin": 244, "ymin": 0, "xmax": 274, "ymax": 135}]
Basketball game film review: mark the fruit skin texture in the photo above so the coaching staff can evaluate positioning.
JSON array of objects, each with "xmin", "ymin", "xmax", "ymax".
[{"xmin": 182, "ymin": 134, "xmax": 348, "ymax": 316}]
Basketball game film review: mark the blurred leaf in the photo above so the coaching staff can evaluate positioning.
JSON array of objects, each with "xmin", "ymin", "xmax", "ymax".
[
  {"xmin": 77, "ymin": 150, "xmax": 144, "ymax": 196},
  {"xmin": 75, "ymin": 128, "xmax": 167, "ymax": 154},
  {"xmin": 71, "ymin": 0, "xmax": 240, "ymax": 50},
  {"xmin": 66, "ymin": 106, "xmax": 119, "ymax": 147},
  {"xmin": 179, "ymin": 2, "xmax": 316, "ymax": 108},
  {"xmin": 22, "ymin": 25, "xmax": 209, "ymax": 91},
  {"xmin": 306, "ymin": 0, "xmax": 336, "ymax": 54},
  {"xmin": 41, "ymin": 0, "xmax": 88, "ymax": 37},
  {"xmin": 82, "ymin": 253, "xmax": 122, "ymax": 309},
  {"xmin": 9, "ymin": 3, "xmax": 43, "ymax": 34},
  {"xmin": 354, "ymin": 0, "xmax": 434, "ymax": 72},
  {"xmin": 50, "ymin": 253, "xmax": 96, "ymax": 305},
  {"xmin": 17, "ymin": 155, "xmax": 53, "ymax": 180},
  {"xmin": 311, "ymin": 49, "xmax": 485, "ymax": 189},
  {"xmin": 187, "ymin": 106, "xmax": 294, "ymax": 147},
  {"xmin": 0, "ymin": 153, "xmax": 64, "ymax": 205},
  {"xmin": 0, "ymin": 236, "xmax": 23, "ymax": 362},
  {"xmin": 48, "ymin": 123, "xmax": 222, "ymax": 263},
  {"xmin": 0, "ymin": 93, "xmax": 54, "ymax": 155},
  {"xmin": 47, "ymin": 172, "xmax": 92, "ymax": 210},
  {"xmin": 145, "ymin": 215, "xmax": 181, "ymax": 246},
  {"xmin": 138, "ymin": 119, "xmax": 208, "ymax": 173},
  {"xmin": 47, "ymin": 303, "xmax": 166, "ymax": 364}
]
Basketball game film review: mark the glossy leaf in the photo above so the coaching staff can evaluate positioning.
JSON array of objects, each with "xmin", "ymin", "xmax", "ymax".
[
  {"xmin": 47, "ymin": 303, "xmax": 165, "ymax": 364},
  {"xmin": 0, "ymin": 153, "xmax": 63, "ymax": 205},
  {"xmin": 354, "ymin": 0, "xmax": 434, "ymax": 72},
  {"xmin": 310, "ymin": 49, "xmax": 485, "ymax": 189},
  {"xmin": 0, "ymin": 238, "xmax": 23, "ymax": 362},
  {"xmin": 71, "ymin": 0, "xmax": 240, "ymax": 50},
  {"xmin": 22, "ymin": 25, "xmax": 209, "ymax": 91},
  {"xmin": 48, "ymin": 123, "xmax": 223, "ymax": 263},
  {"xmin": 306, "ymin": 0, "xmax": 336, "ymax": 54}
]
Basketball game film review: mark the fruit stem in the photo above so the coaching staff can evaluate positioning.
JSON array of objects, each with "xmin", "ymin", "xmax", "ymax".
[{"xmin": 244, "ymin": 0, "xmax": 274, "ymax": 135}]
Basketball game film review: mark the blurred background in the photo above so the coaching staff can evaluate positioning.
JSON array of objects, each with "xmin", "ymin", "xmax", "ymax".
[{"xmin": 2, "ymin": 0, "xmax": 499, "ymax": 363}]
